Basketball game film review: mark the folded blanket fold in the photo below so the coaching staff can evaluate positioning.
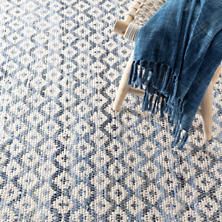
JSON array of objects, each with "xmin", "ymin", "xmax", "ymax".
[{"xmin": 128, "ymin": 0, "xmax": 222, "ymax": 149}]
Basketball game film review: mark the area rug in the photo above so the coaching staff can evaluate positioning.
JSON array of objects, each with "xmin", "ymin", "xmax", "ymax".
[{"xmin": 0, "ymin": 0, "xmax": 221, "ymax": 221}]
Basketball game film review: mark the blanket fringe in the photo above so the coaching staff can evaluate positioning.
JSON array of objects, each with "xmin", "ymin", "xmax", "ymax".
[{"xmin": 128, "ymin": 59, "xmax": 189, "ymax": 149}]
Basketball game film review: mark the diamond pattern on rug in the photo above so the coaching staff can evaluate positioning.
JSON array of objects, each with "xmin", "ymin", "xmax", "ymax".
[{"xmin": 0, "ymin": 0, "xmax": 221, "ymax": 221}]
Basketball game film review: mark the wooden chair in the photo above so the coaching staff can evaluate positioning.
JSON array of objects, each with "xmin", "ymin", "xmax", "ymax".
[{"xmin": 113, "ymin": 0, "xmax": 222, "ymax": 142}]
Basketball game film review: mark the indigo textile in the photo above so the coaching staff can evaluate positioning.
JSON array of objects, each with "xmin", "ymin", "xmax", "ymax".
[{"xmin": 129, "ymin": 0, "xmax": 222, "ymax": 148}]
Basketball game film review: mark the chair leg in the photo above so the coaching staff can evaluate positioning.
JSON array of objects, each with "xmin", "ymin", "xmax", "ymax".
[
  {"xmin": 200, "ymin": 81, "xmax": 214, "ymax": 142},
  {"xmin": 113, "ymin": 56, "xmax": 134, "ymax": 112},
  {"xmin": 200, "ymin": 65, "xmax": 221, "ymax": 142}
]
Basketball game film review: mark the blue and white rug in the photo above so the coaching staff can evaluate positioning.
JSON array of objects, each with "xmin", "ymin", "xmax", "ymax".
[{"xmin": 0, "ymin": 0, "xmax": 221, "ymax": 221}]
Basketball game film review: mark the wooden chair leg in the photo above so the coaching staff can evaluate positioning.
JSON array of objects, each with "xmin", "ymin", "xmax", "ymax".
[
  {"xmin": 113, "ymin": 56, "xmax": 134, "ymax": 112},
  {"xmin": 200, "ymin": 65, "xmax": 221, "ymax": 142},
  {"xmin": 200, "ymin": 81, "xmax": 214, "ymax": 142}
]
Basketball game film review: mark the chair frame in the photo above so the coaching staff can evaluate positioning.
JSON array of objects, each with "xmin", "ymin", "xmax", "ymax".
[{"xmin": 113, "ymin": 0, "xmax": 222, "ymax": 142}]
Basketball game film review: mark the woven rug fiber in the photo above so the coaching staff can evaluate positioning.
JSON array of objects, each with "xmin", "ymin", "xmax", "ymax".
[{"xmin": 0, "ymin": 0, "xmax": 221, "ymax": 221}]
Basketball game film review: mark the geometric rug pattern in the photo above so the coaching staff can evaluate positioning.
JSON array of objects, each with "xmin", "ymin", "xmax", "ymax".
[{"xmin": 0, "ymin": 0, "xmax": 221, "ymax": 221}]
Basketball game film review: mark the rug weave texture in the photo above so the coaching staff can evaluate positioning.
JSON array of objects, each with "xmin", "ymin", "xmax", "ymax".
[{"xmin": 0, "ymin": 0, "xmax": 221, "ymax": 221}]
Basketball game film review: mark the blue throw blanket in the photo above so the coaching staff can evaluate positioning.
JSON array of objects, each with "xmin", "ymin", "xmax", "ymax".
[{"xmin": 128, "ymin": 0, "xmax": 222, "ymax": 149}]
